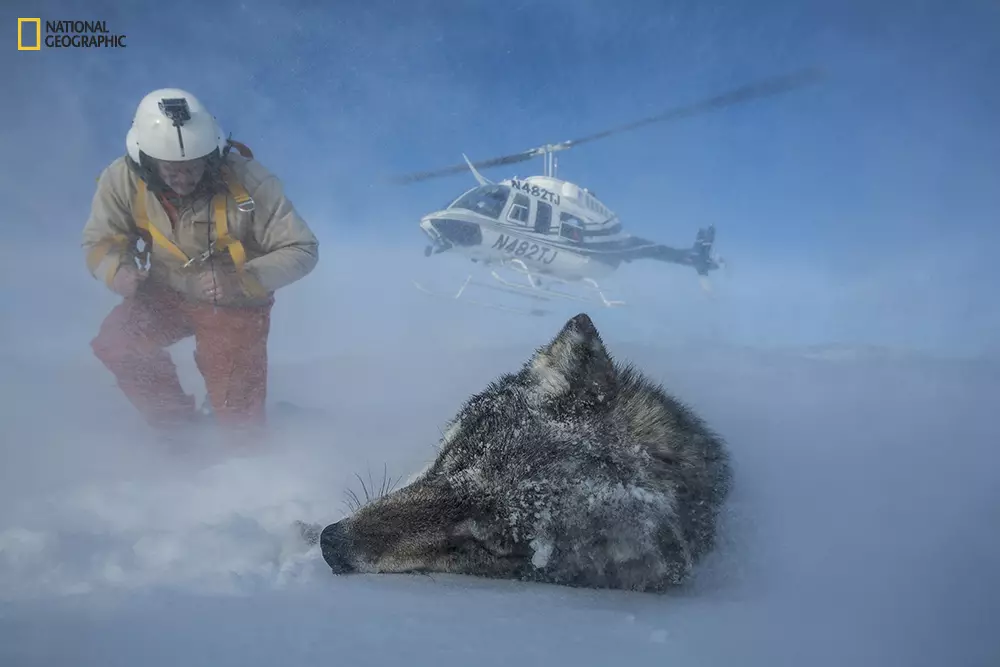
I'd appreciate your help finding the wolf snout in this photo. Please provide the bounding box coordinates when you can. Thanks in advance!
[320,521,355,575]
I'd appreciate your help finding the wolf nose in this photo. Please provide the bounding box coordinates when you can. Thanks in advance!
[320,521,355,575]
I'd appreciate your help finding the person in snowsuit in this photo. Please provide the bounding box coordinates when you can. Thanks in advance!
[82,88,319,439]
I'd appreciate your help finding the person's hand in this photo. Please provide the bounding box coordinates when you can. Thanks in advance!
[196,267,245,302]
[111,263,145,298]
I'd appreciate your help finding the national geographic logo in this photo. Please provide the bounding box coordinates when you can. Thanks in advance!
[17,19,127,50]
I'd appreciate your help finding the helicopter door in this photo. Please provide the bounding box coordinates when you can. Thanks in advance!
[533,201,552,233]
[507,193,531,225]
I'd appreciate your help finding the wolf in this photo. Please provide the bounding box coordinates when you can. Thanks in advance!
[309,313,733,593]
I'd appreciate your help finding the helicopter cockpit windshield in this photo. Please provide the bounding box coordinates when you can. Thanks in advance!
[447,184,511,220]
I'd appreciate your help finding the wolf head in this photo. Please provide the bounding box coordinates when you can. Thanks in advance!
[319,313,732,592]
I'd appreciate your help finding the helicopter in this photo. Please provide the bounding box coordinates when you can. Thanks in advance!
[390,68,824,316]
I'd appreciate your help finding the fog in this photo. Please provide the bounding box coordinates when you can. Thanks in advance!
[2,1,999,666]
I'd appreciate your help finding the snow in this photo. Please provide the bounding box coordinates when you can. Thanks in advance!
[530,537,554,568]
[1,246,998,667]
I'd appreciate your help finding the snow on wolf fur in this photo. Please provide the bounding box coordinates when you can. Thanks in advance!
[314,313,733,592]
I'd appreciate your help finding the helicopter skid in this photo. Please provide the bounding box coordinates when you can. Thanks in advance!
[414,259,625,317]
[487,271,626,308]
[489,258,626,308]
[413,275,551,317]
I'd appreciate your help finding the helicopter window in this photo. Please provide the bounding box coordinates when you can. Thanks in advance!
[508,193,530,224]
[534,201,552,233]
[559,212,585,242]
[559,223,583,243]
[449,185,511,220]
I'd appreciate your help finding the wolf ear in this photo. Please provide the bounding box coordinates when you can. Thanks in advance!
[526,313,617,401]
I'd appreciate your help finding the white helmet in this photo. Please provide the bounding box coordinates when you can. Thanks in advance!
[126,88,226,163]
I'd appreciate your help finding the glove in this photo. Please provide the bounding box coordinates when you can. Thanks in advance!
[111,263,145,298]
[195,266,251,303]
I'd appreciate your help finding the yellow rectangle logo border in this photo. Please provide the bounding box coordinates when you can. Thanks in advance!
[18,18,41,50]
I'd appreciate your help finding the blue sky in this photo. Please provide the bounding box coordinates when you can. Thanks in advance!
[3,0,999,355]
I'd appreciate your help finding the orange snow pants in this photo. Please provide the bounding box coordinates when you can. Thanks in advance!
[91,280,273,432]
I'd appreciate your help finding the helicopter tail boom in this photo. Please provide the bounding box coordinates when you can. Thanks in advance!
[623,225,720,275]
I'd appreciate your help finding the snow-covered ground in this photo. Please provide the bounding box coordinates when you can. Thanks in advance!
[1,246,998,667]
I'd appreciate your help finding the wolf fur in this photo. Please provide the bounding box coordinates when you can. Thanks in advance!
[313,313,733,593]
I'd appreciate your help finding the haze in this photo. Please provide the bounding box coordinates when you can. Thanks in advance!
[2,2,998,666]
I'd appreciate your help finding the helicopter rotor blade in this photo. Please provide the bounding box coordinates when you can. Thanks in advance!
[387,67,824,185]
[387,149,540,184]
[561,67,824,149]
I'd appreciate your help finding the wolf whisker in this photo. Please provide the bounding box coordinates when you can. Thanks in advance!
[343,462,402,515]
[366,473,374,504]
[344,487,363,514]
[354,471,371,505]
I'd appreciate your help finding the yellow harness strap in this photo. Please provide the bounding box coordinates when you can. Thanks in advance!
[86,235,127,271]
[86,233,130,286]
[127,160,269,299]
[131,167,254,272]
[133,179,190,264]
[89,140,267,294]
[219,165,255,213]
[211,179,245,269]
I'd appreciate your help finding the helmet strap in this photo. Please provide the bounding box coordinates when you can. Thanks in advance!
[127,153,169,194]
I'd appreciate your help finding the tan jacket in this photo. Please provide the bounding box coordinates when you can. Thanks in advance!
[82,152,319,307]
